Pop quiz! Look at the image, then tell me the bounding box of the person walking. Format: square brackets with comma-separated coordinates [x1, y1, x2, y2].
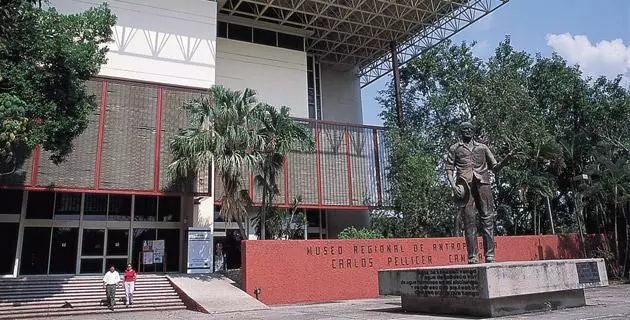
[102, 265, 122, 310]
[123, 264, 137, 306]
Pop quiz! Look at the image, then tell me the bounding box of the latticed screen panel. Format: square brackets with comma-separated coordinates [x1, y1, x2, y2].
[37, 81, 102, 188]
[319, 124, 350, 205]
[377, 129, 392, 205]
[159, 89, 204, 192]
[348, 127, 374, 206]
[100, 82, 156, 190]
[287, 123, 318, 205]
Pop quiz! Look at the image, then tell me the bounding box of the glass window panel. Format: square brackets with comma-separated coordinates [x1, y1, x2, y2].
[228, 23, 252, 42]
[26, 191, 54, 219]
[105, 258, 128, 273]
[107, 229, 129, 256]
[81, 229, 105, 256]
[277, 33, 304, 51]
[80, 258, 103, 274]
[20, 227, 51, 275]
[132, 228, 156, 272]
[0, 190, 22, 215]
[306, 210, 320, 227]
[158, 196, 181, 222]
[54, 193, 81, 220]
[134, 196, 157, 221]
[0, 223, 19, 274]
[217, 21, 227, 38]
[49, 227, 79, 274]
[109, 195, 131, 221]
[253, 28, 276, 46]
[157, 229, 180, 272]
[84, 194, 107, 220]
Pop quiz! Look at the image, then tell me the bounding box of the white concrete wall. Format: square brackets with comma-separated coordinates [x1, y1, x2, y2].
[216, 38, 309, 118]
[49, 0, 217, 89]
[320, 66, 363, 124]
[326, 210, 369, 238]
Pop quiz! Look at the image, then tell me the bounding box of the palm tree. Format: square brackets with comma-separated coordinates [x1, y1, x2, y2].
[169, 85, 266, 237]
[256, 105, 313, 239]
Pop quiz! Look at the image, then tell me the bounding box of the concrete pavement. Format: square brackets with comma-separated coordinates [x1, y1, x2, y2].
[46, 285, 630, 320]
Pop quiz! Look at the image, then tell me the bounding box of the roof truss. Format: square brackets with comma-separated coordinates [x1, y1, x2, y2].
[218, 0, 509, 87]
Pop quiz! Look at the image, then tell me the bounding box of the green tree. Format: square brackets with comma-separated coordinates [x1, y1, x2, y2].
[378, 36, 630, 278]
[255, 105, 312, 239]
[0, 0, 115, 175]
[169, 86, 266, 237]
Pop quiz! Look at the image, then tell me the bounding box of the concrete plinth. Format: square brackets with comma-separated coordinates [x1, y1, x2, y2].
[378, 259, 608, 318]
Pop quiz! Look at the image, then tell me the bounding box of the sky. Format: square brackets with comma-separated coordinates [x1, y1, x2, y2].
[360, 0, 630, 126]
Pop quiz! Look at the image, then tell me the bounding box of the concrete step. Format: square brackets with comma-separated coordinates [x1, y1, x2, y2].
[0, 304, 186, 319]
[1, 299, 185, 314]
[0, 278, 170, 284]
[0, 275, 187, 319]
[0, 292, 180, 306]
[0, 283, 173, 293]
[0, 290, 177, 303]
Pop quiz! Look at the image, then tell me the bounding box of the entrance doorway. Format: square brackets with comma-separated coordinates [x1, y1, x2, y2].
[10, 190, 183, 276]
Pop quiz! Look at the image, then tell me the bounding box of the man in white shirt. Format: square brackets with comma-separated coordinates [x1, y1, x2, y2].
[102, 265, 122, 310]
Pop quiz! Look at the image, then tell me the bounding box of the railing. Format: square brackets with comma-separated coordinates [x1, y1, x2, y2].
[214, 118, 393, 209]
[0, 78, 393, 209]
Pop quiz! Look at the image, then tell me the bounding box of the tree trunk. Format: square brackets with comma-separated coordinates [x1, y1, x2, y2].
[547, 196, 555, 235]
[532, 206, 538, 235]
[622, 203, 629, 277]
[259, 173, 268, 240]
[575, 193, 587, 257]
[614, 185, 620, 267]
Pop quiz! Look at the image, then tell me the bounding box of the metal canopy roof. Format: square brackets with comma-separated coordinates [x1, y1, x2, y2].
[218, 0, 508, 87]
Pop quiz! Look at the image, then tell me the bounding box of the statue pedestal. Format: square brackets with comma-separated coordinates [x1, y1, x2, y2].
[378, 259, 608, 318]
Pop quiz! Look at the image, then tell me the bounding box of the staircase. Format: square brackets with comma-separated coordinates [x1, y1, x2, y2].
[0, 274, 187, 319]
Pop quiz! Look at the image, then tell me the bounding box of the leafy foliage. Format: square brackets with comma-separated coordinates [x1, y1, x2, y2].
[0, 0, 115, 173]
[338, 226, 384, 239]
[169, 86, 313, 239]
[379, 37, 630, 277]
[255, 105, 313, 239]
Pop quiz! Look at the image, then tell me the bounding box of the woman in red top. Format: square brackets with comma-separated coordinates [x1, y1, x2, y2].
[123, 264, 137, 306]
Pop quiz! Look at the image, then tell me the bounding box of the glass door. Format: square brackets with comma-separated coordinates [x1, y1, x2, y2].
[49, 227, 79, 274]
[105, 229, 129, 271]
[80, 228, 105, 274]
[20, 227, 52, 275]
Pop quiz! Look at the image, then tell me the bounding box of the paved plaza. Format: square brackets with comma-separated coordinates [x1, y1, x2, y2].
[46, 285, 629, 320]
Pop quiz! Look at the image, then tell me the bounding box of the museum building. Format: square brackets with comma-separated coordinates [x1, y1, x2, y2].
[0, 0, 505, 276]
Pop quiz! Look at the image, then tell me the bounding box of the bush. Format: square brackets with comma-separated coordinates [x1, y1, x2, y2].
[337, 226, 383, 239]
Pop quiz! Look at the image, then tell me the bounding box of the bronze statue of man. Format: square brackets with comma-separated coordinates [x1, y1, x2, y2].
[446, 122, 510, 264]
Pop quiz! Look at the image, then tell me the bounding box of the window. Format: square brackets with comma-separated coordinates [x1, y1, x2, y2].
[278, 32, 304, 51]
[253, 28, 276, 46]
[26, 191, 54, 219]
[307, 56, 322, 120]
[108, 195, 131, 221]
[134, 196, 157, 221]
[54, 193, 81, 220]
[228, 23, 252, 42]
[0, 190, 22, 214]
[217, 21, 305, 52]
[84, 194, 107, 220]
[217, 21, 227, 38]
[158, 196, 181, 222]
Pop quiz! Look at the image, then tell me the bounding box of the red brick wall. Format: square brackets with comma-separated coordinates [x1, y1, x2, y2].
[242, 234, 605, 305]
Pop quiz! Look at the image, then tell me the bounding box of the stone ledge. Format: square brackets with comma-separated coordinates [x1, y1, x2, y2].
[378, 258, 608, 317]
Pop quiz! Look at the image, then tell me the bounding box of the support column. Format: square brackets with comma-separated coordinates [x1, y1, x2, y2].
[390, 41, 403, 131]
